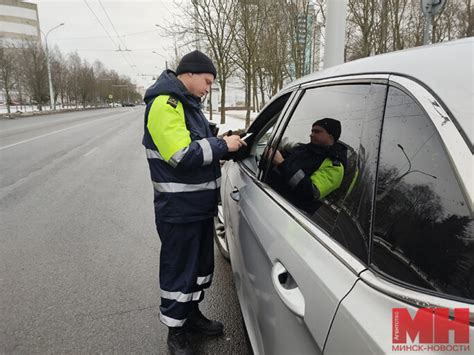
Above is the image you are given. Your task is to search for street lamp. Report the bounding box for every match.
[41,22,65,110]
[152,51,168,70]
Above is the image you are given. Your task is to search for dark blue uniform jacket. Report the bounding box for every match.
[142,70,227,223]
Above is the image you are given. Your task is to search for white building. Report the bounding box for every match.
[0,1,40,105]
[0,0,40,48]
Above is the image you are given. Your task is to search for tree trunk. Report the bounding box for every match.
[253,74,258,113]
[245,71,251,128]
[258,69,265,109]
[220,81,226,124]
[5,92,10,114]
[209,88,213,121]
[5,87,11,114]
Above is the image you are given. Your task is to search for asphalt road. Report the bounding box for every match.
[0,108,252,354]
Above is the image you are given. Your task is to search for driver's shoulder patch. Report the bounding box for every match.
[166,96,179,108]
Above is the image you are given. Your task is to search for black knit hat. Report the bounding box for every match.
[313,118,342,141]
[176,50,217,78]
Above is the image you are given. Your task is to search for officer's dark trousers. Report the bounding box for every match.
[156,219,214,327]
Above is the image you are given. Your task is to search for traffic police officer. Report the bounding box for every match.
[142,50,245,355]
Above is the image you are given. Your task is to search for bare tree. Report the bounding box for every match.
[233,0,270,127]
[460,0,474,37]
[1,40,141,115]
[94,60,112,105]
[346,0,471,61]
[50,46,68,108]
[19,41,49,111]
[286,0,313,78]
[0,45,17,114]
[191,0,238,124]
[347,0,378,60]
[432,0,469,42]
[78,60,95,108]
[66,52,82,108]
[158,0,238,124]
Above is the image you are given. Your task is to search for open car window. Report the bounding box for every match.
[240,93,292,175]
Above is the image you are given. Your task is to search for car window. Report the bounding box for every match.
[241,93,292,175]
[264,84,386,263]
[241,120,276,174]
[372,86,474,301]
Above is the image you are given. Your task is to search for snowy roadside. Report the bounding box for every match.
[0,104,118,119]
[203,110,259,134]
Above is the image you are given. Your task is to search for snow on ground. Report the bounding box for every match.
[204,110,259,134]
[0,104,259,135]
[0,104,50,114]
[0,104,116,115]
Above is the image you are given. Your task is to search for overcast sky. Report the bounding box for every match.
[34,0,183,89]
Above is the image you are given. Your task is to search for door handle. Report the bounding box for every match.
[271,261,305,317]
[230,187,240,202]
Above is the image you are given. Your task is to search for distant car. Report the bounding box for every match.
[215,38,473,354]
[121,102,135,107]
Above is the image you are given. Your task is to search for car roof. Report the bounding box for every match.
[285,38,473,147]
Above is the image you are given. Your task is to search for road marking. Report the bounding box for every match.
[0,111,131,151]
[83,147,98,157]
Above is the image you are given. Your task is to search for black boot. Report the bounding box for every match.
[167,327,194,355]
[185,306,224,336]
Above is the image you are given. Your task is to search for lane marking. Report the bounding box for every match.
[83,147,98,157]
[0,111,131,151]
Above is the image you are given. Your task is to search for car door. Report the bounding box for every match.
[224,78,388,354]
[325,78,474,354]
[222,91,297,353]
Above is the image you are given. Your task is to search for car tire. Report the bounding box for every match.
[214,202,230,261]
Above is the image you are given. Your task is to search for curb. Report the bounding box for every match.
[0,106,117,120]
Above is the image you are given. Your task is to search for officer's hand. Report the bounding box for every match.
[223,134,247,152]
[273,149,285,165]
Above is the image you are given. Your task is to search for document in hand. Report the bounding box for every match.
[240,132,253,142]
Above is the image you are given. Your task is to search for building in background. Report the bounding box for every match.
[0,1,40,107]
[0,0,40,48]
[287,0,319,78]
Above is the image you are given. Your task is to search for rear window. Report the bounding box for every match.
[372,86,474,301]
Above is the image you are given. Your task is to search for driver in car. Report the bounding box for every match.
[268,118,347,214]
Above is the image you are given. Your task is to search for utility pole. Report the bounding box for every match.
[209,86,212,121]
[152,51,169,70]
[323,0,348,68]
[41,23,65,110]
[194,1,201,51]
[421,0,446,45]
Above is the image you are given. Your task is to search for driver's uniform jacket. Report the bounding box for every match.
[269,142,347,213]
[142,70,228,223]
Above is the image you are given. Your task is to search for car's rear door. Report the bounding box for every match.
[325,78,474,353]
[225,77,388,354]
